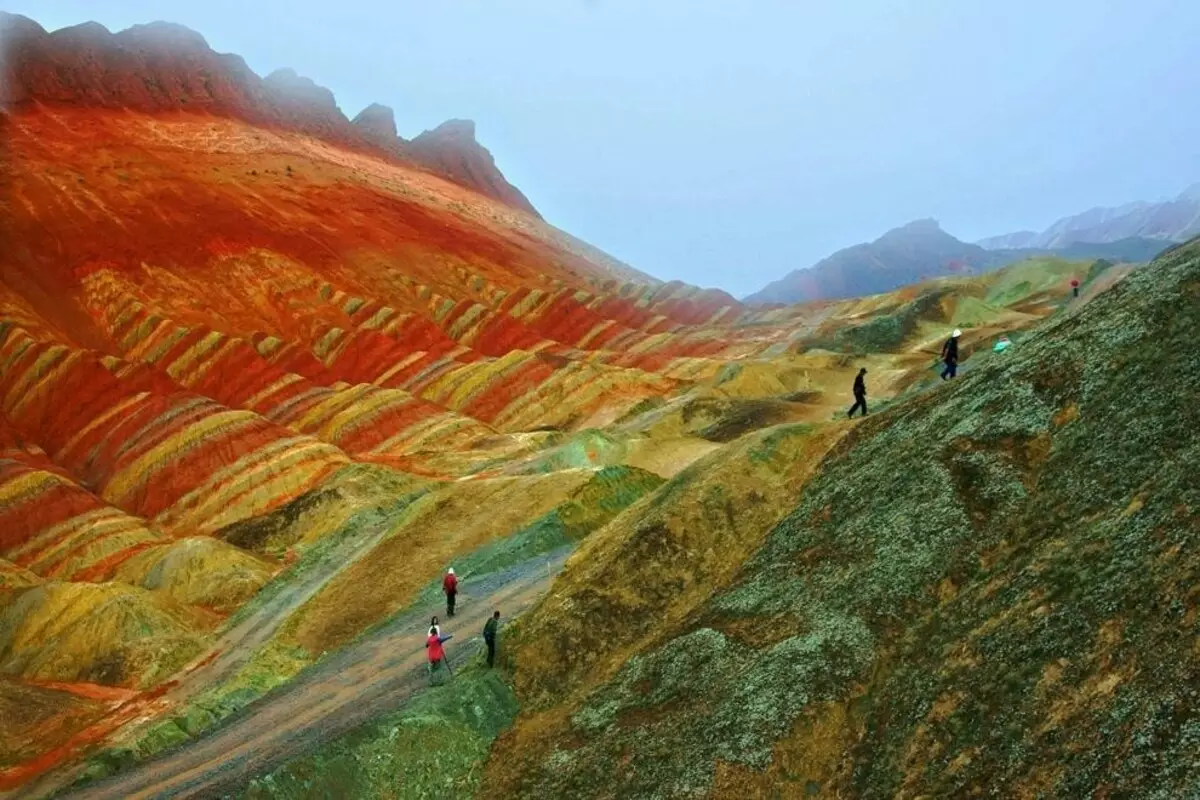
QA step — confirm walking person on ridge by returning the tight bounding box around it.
[941,329,962,380]
[483,610,500,668]
[847,368,868,418]
[443,568,458,617]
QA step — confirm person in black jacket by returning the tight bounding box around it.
[941,329,962,380]
[848,368,868,418]
[483,610,500,668]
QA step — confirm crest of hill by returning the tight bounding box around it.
[0,11,538,217]
[350,102,398,140]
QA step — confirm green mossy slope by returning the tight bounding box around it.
[240,667,518,799]
[487,241,1200,797]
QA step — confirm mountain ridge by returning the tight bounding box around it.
[0,11,541,217]
[978,183,1200,250]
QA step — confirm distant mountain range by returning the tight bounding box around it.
[745,219,996,305]
[977,183,1200,250]
[744,220,1170,305]
[745,186,1197,305]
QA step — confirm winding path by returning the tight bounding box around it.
[61,552,567,800]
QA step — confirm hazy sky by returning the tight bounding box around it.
[13,1,1200,296]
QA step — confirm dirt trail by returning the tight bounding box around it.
[2,510,418,800]
[173,511,403,699]
[59,552,566,800]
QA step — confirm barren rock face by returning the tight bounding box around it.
[0,12,266,114]
[263,67,340,113]
[351,102,399,141]
[420,118,476,141]
[409,119,542,218]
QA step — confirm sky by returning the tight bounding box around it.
[11,0,1200,296]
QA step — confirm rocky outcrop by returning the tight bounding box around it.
[351,102,398,142]
[0,12,364,150]
[408,119,542,218]
[3,14,264,116]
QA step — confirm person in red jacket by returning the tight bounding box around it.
[426,625,453,682]
[442,568,458,617]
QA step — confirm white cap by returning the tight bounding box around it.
[448,567,455,574]
[952,329,962,338]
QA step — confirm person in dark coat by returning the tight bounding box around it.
[847,368,868,418]
[941,329,962,380]
[483,610,500,668]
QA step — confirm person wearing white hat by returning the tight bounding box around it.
[442,567,458,617]
[941,329,962,380]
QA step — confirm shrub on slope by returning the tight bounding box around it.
[486,241,1200,797]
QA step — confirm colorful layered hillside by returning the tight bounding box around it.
[2,11,1179,799]
[10,251,1116,797]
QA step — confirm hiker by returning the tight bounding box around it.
[426,625,453,682]
[941,329,962,380]
[483,610,500,668]
[430,615,440,637]
[1070,278,1080,298]
[443,568,458,617]
[847,368,868,418]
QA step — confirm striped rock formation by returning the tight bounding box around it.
[0,11,1121,794]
